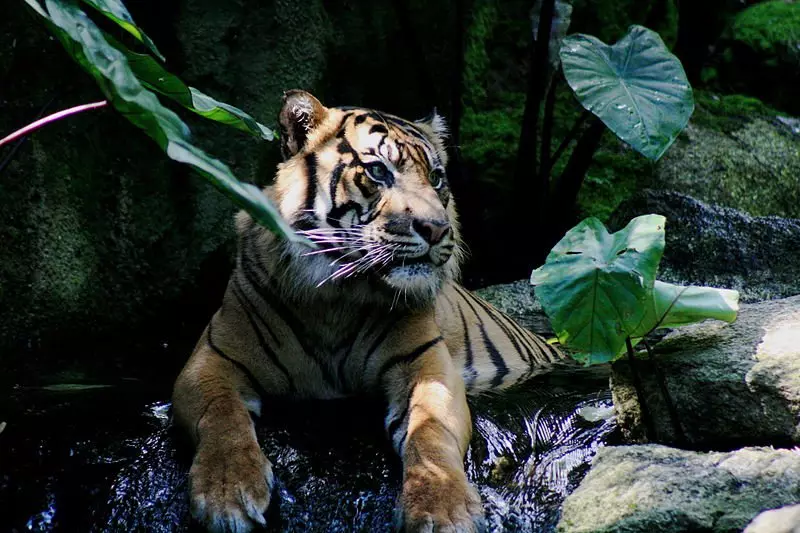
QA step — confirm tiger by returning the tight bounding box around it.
[172,90,566,533]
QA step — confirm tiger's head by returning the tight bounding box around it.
[264,90,463,305]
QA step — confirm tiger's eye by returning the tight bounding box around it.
[428,168,445,189]
[365,162,389,182]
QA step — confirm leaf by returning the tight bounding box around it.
[107,36,274,140]
[559,25,694,160]
[80,0,165,61]
[31,0,300,243]
[630,281,739,338]
[531,214,666,364]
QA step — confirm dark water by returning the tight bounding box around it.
[1,368,614,532]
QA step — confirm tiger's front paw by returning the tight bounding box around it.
[396,464,486,533]
[189,439,273,533]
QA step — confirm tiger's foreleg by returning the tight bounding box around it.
[378,323,485,532]
[173,337,272,533]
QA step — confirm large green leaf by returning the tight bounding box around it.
[630,281,739,338]
[80,0,164,61]
[29,0,299,243]
[107,37,275,140]
[559,25,694,161]
[531,214,666,364]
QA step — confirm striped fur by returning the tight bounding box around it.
[172,91,566,533]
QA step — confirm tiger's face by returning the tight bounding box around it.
[270,90,462,304]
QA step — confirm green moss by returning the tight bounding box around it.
[732,1,800,55]
[692,90,781,132]
[578,143,653,221]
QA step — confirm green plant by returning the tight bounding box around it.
[531,214,739,365]
[11,0,299,243]
[531,214,739,442]
[513,0,694,272]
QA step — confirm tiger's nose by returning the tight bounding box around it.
[412,219,451,245]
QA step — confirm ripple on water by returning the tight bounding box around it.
[5,369,615,533]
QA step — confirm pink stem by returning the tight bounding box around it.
[0,100,108,149]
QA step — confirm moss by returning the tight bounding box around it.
[691,90,782,132]
[732,1,800,56]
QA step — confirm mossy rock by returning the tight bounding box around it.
[712,0,800,115]
[651,92,800,219]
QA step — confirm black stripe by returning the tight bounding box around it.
[478,323,509,388]
[458,306,478,391]
[361,315,403,376]
[206,321,271,400]
[455,286,533,364]
[376,336,444,386]
[230,282,296,392]
[328,162,346,208]
[239,254,340,390]
[304,153,318,212]
[233,278,280,345]
[370,124,388,135]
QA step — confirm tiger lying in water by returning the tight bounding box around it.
[172,90,566,533]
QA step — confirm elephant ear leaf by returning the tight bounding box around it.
[560,25,694,161]
[531,214,666,364]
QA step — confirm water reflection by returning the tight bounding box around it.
[4,368,614,533]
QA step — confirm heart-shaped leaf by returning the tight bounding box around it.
[531,214,666,364]
[560,25,694,160]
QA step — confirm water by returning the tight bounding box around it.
[1,367,614,532]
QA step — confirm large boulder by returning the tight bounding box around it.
[557,445,800,533]
[651,93,800,221]
[609,190,800,302]
[611,295,800,448]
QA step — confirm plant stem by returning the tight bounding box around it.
[0,100,107,149]
[549,109,590,172]
[512,0,556,270]
[643,339,688,446]
[539,74,560,182]
[626,337,656,441]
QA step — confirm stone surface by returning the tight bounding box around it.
[475,280,554,336]
[745,504,800,533]
[650,100,800,221]
[609,190,800,302]
[611,295,800,448]
[557,445,800,533]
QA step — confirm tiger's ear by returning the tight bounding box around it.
[416,108,449,144]
[279,90,328,160]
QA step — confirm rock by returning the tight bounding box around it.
[745,504,800,533]
[474,280,554,336]
[611,295,800,448]
[609,190,800,302]
[557,445,800,533]
[652,94,800,221]
[716,1,800,115]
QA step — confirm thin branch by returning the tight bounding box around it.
[0,100,108,149]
